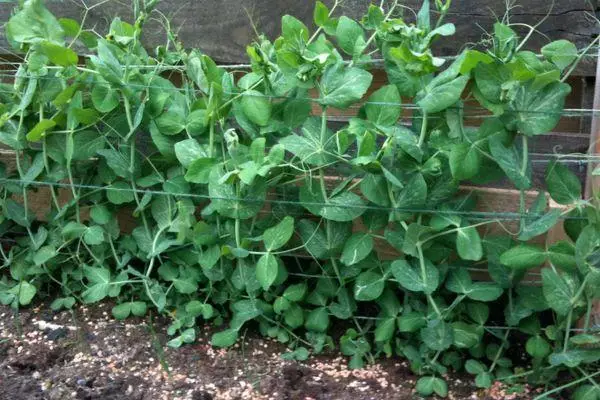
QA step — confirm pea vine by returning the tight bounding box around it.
[0,0,599,398]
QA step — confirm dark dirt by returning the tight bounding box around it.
[0,303,534,400]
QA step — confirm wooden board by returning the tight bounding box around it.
[0,0,597,75]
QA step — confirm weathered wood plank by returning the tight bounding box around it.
[0,0,597,75]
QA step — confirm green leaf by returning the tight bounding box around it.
[545,161,582,205]
[90,205,112,225]
[548,241,577,271]
[256,253,279,291]
[452,322,481,348]
[416,377,448,397]
[320,63,373,108]
[519,209,561,241]
[211,329,238,348]
[417,75,469,114]
[281,347,310,361]
[395,173,427,209]
[365,85,401,127]
[39,41,78,66]
[283,283,307,302]
[449,143,481,180]
[475,372,493,389]
[84,225,104,245]
[185,157,215,184]
[240,90,272,126]
[92,82,119,113]
[489,135,531,190]
[106,181,135,205]
[421,319,453,351]
[499,244,546,270]
[467,283,503,302]
[33,245,56,266]
[335,16,365,56]
[398,312,427,332]
[26,119,56,142]
[305,307,330,333]
[549,350,600,368]
[280,117,336,166]
[573,385,600,400]
[542,40,578,70]
[526,335,551,359]
[353,270,385,301]
[314,1,329,26]
[10,281,37,305]
[502,81,571,136]
[391,258,439,294]
[465,359,487,374]
[112,303,132,320]
[281,15,309,43]
[263,216,294,251]
[6,0,64,45]
[542,269,576,316]
[374,317,396,343]
[341,232,373,266]
[456,226,483,261]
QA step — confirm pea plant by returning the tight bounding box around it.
[0,0,599,397]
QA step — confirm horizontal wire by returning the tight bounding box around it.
[0,178,589,220]
[0,71,598,117]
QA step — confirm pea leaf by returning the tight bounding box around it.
[417,75,469,114]
[489,135,531,190]
[545,161,582,205]
[500,245,546,270]
[421,319,453,351]
[391,259,439,294]
[542,269,577,316]
[341,232,373,266]
[211,329,238,348]
[542,40,578,70]
[502,81,571,136]
[263,216,295,251]
[365,85,401,127]
[335,16,366,56]
[26,119,56,142]
[240,90,272,126]
[456,226,483,261]
[416,377,448,397]
[320,63,373,108]
[256,253,279,291]
[353,270,385,301]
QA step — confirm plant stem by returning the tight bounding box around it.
[519,135,529,232]
[489,329,510,373]
[418,111,428,148]
[563,308,573,353]
[208,122,215,158]
[533,370,600,400]
[417,245,442,317]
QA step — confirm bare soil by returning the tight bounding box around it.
[0,302,535,400]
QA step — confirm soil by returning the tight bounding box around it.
[0,302,536,400]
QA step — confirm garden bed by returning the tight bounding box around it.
[0,302,533,400]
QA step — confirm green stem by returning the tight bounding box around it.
[208,122,215,158]
[235,183,241,247]
[418,111,428,148]
[489,329,510,373]
[533,370,600,400]
[563,308,573,353]
[417,245,442,317]
[519,135,529,232]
